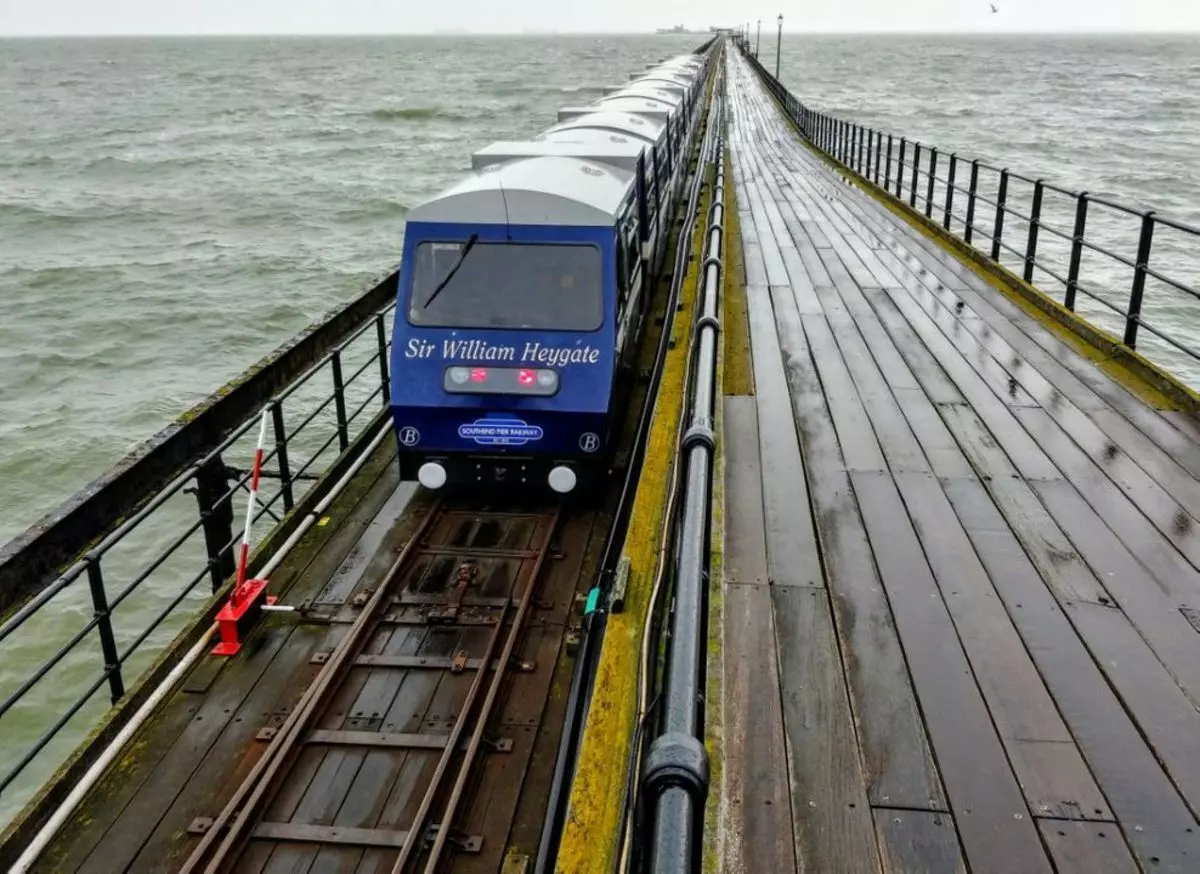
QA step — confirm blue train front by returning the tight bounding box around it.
[389,52,709,495]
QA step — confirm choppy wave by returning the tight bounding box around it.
[370,106,467,121]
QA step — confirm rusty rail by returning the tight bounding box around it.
[177,500,564,873]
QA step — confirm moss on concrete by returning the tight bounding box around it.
[721,165,754,397]
[702,150,734,874]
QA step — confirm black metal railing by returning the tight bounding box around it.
[742,46,1200,391]
[0,278,397,828]
[645,93,726,874]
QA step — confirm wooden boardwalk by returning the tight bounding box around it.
[29,444,607,874]
[716,49,1200,874]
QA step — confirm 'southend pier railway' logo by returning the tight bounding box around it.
[458,417,545,447]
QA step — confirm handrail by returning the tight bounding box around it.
[738,40,1200,390]
[644,75,726,874]
[0,275,398,829]
[534,36,724,874]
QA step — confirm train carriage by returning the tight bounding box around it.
[390,156,641,494]
[387,48,711,496]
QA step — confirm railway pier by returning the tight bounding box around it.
[702,40,1200,874]
[4,29,1200,874]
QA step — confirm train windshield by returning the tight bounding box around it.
[408,241,603,332]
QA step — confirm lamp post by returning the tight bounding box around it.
[756,19,761,57]
[776,14,783,79]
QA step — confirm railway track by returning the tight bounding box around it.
[168,54,722,874]
[178,498,573,874]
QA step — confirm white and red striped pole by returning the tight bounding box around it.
[232,408,270,605]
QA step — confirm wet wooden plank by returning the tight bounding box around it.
[820,313,932,473]
[770,280,945,810]
[723,396,768,585]
[771,586,880,872]
[1014,407,1200,582]
[746,185,790,285]
[115,625,321,873]
[1037,820,1141,874]
[900,274,1200,545]
[35,679,206,872]
[943,477,1200,872]
[828,183,1200,466]
[935,407,1107,607]
[728,58,1200,873]
[1063,597,1200,812]
[720,583,798,874]
[895,471,1110,821]
[851,471,1052,874]
[876,283,1046,417]
[873,809,966,874]
[744,282,823,588]
[1029,475,1200,700]
[44,464,401,873]
[859,288,965,405]
[892,392,975,479]
[799,313,888,472]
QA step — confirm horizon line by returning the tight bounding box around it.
[3,28,1200,38]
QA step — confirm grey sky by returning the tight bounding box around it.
[1,0,1197,35]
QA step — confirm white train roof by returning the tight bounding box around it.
[472,136,646,173]
[651,62,703,76]
[600,86,683,107]
[545,110,666,144]
[407,156,635,228]
[558,98,672,123]
[621,75,690,92]
[632,66,699,82]
[647,58,702,71]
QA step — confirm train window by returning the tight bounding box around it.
[408,241,603,332]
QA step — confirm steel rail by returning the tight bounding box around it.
[392,506,562,874]
[178,498,444,874]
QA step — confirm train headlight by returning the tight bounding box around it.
[449,367,470,384]
[536,369,557,388]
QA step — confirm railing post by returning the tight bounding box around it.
[376,312,391,408]
[86,557,126,704]
[944,154,957,230]
[1024,179,1045,283]
[1124,211,1156,348]
[194,454,236,592]
[331,349,349,453]
[873,131,881,185]
[1064,193,1089,312]
[992,169,1009,262]
[896,139,906,198]
[884,134,893,192]
[910,144,921,208]
[926,148,938,218]
[271,399,294,513]
[965,160,979,244]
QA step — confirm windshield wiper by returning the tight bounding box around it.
[422,233,479,310]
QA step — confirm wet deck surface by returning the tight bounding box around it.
[32,446,602,873]
[717,49,1200,874]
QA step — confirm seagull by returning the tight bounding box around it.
[990,3,999,11]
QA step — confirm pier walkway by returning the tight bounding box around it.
[712,48,1200,874]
